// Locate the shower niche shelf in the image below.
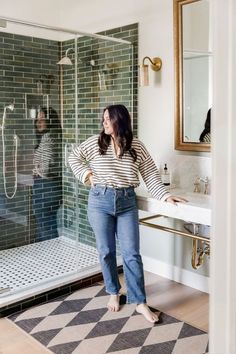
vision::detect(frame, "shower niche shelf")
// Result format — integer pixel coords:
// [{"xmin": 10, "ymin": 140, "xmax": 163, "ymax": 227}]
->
[{"xmin": 25, "ymin": 93, "xmax": 49, "ymax": 119}]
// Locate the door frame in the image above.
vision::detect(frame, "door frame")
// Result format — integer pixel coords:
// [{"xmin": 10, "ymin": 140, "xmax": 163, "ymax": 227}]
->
[{"xmin": 210, "ymin": 0, "xmax": 236, "ymax": 352}]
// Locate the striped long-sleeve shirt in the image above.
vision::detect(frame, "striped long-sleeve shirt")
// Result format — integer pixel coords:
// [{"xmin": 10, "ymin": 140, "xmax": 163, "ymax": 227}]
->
[
  {"xmin": 33, "ymin": 132, "xmax": 55, "ymax": 178},
  {"xmin": 68, "ymin": 135, "xmax": 170, "ymax": 201},
  {"xmin": 202, "ymin": 132, "xmax": 211, "ymax": 143}
]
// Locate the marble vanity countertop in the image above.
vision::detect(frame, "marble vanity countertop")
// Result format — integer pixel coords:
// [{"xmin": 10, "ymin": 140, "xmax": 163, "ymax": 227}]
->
[{"xmin": 136, "ymin": 187, "xmax": 211, "ymax": 226}]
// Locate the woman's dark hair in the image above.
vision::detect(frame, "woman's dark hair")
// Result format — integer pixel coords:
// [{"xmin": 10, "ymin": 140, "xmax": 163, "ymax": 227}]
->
[
  {"xmin": 98, "ymin": 104, "xmax": 137, "ymax": 161},
  {"xmin": 34, "ymin": 107, "xmax": 61, "ymax": 149},
  {"xmin": 199, "ymin": 108, "xmax": 211, "ymax": 142}
]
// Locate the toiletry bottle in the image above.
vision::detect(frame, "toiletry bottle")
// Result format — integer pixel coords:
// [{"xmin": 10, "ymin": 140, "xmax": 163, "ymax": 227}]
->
[{"xmin": 162, "ymin": 163, "xmax": 170, "ymax": 186}]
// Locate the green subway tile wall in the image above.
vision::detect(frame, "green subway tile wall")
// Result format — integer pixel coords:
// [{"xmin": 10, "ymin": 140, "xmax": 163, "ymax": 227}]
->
[
  {"xmin": 0, "ymin": 31, "xmax": 61, "ymax": 249},
  {"xmin": 62, "ymin": 23, "xmax": 138, "ymax": 247}
]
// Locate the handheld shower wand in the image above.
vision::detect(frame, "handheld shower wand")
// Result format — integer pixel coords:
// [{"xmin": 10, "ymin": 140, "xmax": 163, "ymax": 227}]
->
[
  {"xmin": 1, "ymin": 103, "xmax": 18, "ymax": 199},
  {"xmin": 1, "ymin": 103, "xmax": 14, "ymax": 129}
]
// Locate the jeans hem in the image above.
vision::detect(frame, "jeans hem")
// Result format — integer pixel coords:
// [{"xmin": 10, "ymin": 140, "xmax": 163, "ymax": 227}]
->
[
  {"xmin": 127, "ymin": 298, "xmax": 147, "ymax": 304},
  {"xmin": 105, "ymin": 286, "xmax": 121, "ymax": 296}
]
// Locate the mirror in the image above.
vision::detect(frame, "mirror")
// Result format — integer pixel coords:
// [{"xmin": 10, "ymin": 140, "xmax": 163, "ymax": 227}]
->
[{"xmin": 174, "ymin": 0, "xmax": 212, "ymax": 152}]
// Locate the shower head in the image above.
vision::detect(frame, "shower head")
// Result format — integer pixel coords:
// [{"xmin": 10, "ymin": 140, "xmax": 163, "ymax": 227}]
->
[
  {"xmin": 57, "ymin": 48, "xmax": 73, "ymax": 65},
  {"xmin": 57, "ymin": 56, "xmax": 73, "ymax": 65},
  {"xmin": 57, "ymin": 48, "xmax": 85, "ymax": 66}
]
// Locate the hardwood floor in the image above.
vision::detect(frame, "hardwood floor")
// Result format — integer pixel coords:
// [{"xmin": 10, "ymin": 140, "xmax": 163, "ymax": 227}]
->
[
  {"xmin": 0, "ymin": 317, "xmax": 51, "ymax": 354},
  {"xmin": 117, "ymin": 272, "xmax": 209, "ymax": 332},
  {"xmin": 142, "ymin": 272, "xmax": 208, "ymax": 332},
  {"xmin": 0, "ymin": 271, "xmax": 209, "ymax": 354}
]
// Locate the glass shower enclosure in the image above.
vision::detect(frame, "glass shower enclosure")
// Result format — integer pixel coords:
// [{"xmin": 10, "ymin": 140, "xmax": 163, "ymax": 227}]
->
[{"xmin": 0, "ymin": 17, "xmax": 136, "ymax": 307}]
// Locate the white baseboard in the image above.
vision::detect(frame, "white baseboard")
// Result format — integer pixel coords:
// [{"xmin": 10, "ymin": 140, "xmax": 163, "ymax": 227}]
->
[{"xmin": 142, "ymin": 255, "xmax": 209, "ymax": 293}]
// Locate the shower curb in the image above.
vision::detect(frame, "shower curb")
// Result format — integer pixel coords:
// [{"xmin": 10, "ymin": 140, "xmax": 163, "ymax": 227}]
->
[{"xmin": 0, "ymin": 266, "xmax": 123, "ymax": 317}]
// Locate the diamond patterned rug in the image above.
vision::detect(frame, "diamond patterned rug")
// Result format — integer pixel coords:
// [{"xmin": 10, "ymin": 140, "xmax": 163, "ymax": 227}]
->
[{"xmin": 8, "ymin": 284, "xmax": 208, "ymax": 354}]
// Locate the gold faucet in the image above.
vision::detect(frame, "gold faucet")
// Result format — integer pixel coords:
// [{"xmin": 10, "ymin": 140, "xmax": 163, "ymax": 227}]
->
[
  {"xmin": 200, "ymin": 176, "xmax": 209, "ymax": 194},
  {"xmin": 193, "ymin": 176, "xmax": 201, "ymax": 193}
]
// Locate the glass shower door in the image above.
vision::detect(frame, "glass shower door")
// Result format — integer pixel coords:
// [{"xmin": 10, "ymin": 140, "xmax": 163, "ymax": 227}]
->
[{"xmin": 0, "ymin": 25, "xmax": 74, "ymax": 297}]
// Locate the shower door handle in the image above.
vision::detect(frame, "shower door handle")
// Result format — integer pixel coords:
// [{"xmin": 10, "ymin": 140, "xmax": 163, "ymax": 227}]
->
[
  {"xmin": 64, "ymin": 143, "xmax": 69, "ymax": 167},
  {"xmin": 64, "ymin": 143, "xmax": 75, "ymax": 168}
]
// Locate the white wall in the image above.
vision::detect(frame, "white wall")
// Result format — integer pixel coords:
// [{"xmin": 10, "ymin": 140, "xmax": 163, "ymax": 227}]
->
[
  {"xmin": 1, "ymin": 0, "xmax": 211, "ymax": 288},
  {"xmin": 210, "ymin": 0, "xmax": 236, "ymax": 352},
  {"xmin": 0, "ymin": 0, "xmax": 59, "ymax": 25},
  {"xmin": 0, "ymin": 1, "xmax": 68, "ymax": 40}
]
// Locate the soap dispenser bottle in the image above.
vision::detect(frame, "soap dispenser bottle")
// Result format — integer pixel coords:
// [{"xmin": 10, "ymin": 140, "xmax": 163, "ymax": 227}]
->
[{"xmin": 162, "ymin": 163, "xmax": 170, "ymax": 186}]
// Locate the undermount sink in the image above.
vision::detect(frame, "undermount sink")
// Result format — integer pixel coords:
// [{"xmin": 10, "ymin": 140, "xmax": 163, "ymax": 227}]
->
[{"xmin": 135, "ymin": 187, "xmax": 211, "ymax": 226}]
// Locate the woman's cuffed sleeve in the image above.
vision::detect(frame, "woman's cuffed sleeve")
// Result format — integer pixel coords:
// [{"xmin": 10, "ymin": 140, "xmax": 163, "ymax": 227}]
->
[{"xmin": 34, "ymin": 134, "xmax": 54, "ymax": 178}]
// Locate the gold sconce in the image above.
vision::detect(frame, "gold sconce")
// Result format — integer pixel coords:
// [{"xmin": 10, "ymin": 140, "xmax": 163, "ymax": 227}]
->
[{"xmin": 139, "ymin": 56, "xmax": 162, "ymax": 86}]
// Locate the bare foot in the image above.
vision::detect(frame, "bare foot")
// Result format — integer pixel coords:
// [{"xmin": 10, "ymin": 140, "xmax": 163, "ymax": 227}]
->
[
  {"xmin": 136, "ymin": 303, "xmax": 159, "ymax": 323},
  {"xmin": 107, "ymin": 294, "xmax": 120, "ymax": 312}
]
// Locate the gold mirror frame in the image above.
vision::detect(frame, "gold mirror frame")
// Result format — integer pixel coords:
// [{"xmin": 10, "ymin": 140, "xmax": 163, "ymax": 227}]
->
[{"xmin": 173, "ymin": 0, "xmax": 211, "ymax": 152}]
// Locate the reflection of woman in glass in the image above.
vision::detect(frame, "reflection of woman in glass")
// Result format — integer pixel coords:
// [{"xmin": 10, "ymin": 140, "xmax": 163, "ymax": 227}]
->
[
  {"xmin": 199, "ymin": 108, "xmax": 211, "ymax": 143},
  {"xmin": 32, "ymin": 107, "xmax": 62, "ymax": 242}
]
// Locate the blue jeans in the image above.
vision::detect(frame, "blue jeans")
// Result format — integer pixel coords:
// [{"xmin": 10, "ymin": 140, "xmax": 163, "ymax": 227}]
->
[
  {"xmin": 87, "ymin": 185, "xmax": 146, "ymax": 304},
  {"xmin": 32, "ymin": 176, "xmax": 61, "ymax": 242}
]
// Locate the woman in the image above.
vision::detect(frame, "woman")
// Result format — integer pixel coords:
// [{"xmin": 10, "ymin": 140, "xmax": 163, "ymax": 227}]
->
[
  {"xmin": 68, "ymin": 104, "xmax": 185, "ymax": 323},
  {"xmin": 199, "ymin": 108, "xmax": 211, "ymax": 143},
  {"xmin": 32, "ymin": 107, "xmax": 62, "ymax": 242}
]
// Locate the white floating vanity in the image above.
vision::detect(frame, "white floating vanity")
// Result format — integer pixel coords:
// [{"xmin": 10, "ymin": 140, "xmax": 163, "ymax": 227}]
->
[{"xmin": 136, "ymin": 187, "xmax": 211, "ymax": 269}]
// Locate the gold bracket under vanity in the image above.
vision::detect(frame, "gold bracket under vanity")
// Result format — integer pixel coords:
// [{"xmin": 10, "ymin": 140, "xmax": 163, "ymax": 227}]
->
[{"xmin": 139, "ymin": 214, "xmax": 210, "ymax": 269}]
